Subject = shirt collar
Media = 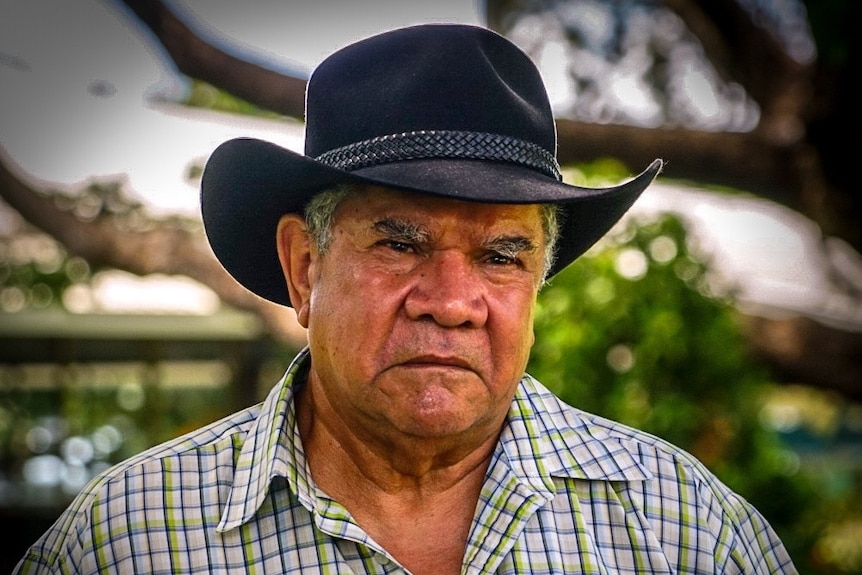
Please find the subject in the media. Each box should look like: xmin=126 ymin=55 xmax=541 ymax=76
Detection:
xmin=217 ymin=348 xmax=311 ymax=531
xmin=218 ymin=349 xmax=651 ymax=531
xmin=500 ymin=374 xmax=652 ymax=491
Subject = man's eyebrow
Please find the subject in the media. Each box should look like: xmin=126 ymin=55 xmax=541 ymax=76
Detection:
xmin=484 ymin=236 xmax=538 ymax=258
xmin=372 ymin=217 xmax=430 ymax=243
xmin=372 ymin=218 xmax=537 ymax=257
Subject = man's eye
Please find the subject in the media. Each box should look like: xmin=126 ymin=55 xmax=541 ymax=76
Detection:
xmin=380 ymin=240 xmax=416 ymax=253
xmin=487 ymin=252 xmax=520 ymax=266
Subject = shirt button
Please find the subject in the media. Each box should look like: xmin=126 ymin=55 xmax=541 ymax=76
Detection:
xmin=373 ymin=552 xmax=391 ymax=566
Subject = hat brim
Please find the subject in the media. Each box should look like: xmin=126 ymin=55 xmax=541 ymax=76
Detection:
xmin=201 ymin=137 xmax=662 ymax=307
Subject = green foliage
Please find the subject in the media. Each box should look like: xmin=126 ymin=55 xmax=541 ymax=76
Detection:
xmin=528 ymin=202 xmax=823 ymax=569
xmin=535 ymin=215 xmax=742 ymax=442
xmin=183 ymin=80 xmax=283 ymax=118
xmin=0 ymin=217 xmax=87 ymax=312
xmin=0 ymin=184 xmax=198 ymax=313
xmin=803 ymin=0 xmax=854 ymax=67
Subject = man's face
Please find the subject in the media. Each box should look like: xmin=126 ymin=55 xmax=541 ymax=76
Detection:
xmin=300 ymin=187 xmax=546 ymax=446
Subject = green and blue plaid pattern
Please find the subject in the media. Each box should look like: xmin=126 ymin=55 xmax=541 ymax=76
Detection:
xmin=15 ymin=348 xmax=797 ymax=574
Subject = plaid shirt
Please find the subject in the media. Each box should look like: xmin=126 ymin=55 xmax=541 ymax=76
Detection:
xmin=16 ymin=348 xmax=797 ymax=574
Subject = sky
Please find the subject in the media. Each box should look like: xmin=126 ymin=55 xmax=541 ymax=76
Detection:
xmin=170 ymin=0 xmax=484 ymax=75
xmin=0 ymin=0 xmax=860 ymax=329
xmin=0 ymin=0 xmax=483 ymax=214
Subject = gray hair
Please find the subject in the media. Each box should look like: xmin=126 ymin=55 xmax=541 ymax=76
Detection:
xmin=304 ymin=184 xmax=561 ymax=282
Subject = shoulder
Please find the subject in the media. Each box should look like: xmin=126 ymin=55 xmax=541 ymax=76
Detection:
xmin=517 ymin=374 xmax=738 ymax=499
xmin=87 ymin=403 xmax=262 ymax=512
xmin=513 ymin=376 xmax=797 ymax=572
xmin=18 ymin=403 xmax=262 ymax=568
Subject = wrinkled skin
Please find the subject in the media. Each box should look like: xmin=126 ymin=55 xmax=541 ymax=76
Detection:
xmin=277 ymin=186 xmax=546 ymax=471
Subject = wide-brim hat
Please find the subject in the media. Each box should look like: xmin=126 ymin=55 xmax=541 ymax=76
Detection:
xmin=201 ymin=23 xmax=662 ymax=307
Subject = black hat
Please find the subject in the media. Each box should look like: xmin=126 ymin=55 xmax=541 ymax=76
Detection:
xmin=201 ymin=23 xmax=662 ymax=307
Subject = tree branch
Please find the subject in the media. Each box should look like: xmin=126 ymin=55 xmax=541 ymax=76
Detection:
xmin=0 ymin=148 xmax=307 ymax=348
xmin=121 ymin=0 xmax=307 ymax=119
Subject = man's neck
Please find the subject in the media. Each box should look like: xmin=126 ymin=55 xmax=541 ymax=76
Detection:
xmin=295 ymin=383 xmax=496 ymax=575
xmin=295 ymin=379 xmax=497 ymax=493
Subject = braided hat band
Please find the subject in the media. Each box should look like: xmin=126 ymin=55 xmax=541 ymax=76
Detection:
xmin=314 ymin=130 xmax=562 ymax=181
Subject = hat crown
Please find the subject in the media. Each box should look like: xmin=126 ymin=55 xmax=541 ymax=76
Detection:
xmin=304 ymin=24 xmax=557 ymax=160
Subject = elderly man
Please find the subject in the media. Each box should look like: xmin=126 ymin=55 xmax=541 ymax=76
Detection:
xmin=16 ymin=24 xmax=797 ymax=574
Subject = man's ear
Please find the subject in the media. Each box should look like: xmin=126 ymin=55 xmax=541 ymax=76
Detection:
xmin=276 ymin=214 xmax=314 ymax=328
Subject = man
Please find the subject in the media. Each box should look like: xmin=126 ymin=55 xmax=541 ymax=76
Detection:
xmin=15 ymin=24 xmax=797 ymax=574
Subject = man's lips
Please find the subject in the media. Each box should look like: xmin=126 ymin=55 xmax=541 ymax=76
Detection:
xmin=400 ymin=355 xmax=473 ymax=370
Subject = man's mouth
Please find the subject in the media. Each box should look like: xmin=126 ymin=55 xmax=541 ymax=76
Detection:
xmin=402 ymin=355 xmax=473 ymax=370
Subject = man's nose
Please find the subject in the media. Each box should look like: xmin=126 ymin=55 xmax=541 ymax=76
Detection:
xmin=403 ymin=251 xmax=489 ymax=328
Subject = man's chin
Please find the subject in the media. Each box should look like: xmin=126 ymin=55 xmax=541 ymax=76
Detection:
xmin=388 ymin=396 xmax=492 ymax=441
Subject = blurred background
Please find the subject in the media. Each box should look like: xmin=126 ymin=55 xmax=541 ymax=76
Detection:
xmin=1 ymin=0 xmax=860 ymax=572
